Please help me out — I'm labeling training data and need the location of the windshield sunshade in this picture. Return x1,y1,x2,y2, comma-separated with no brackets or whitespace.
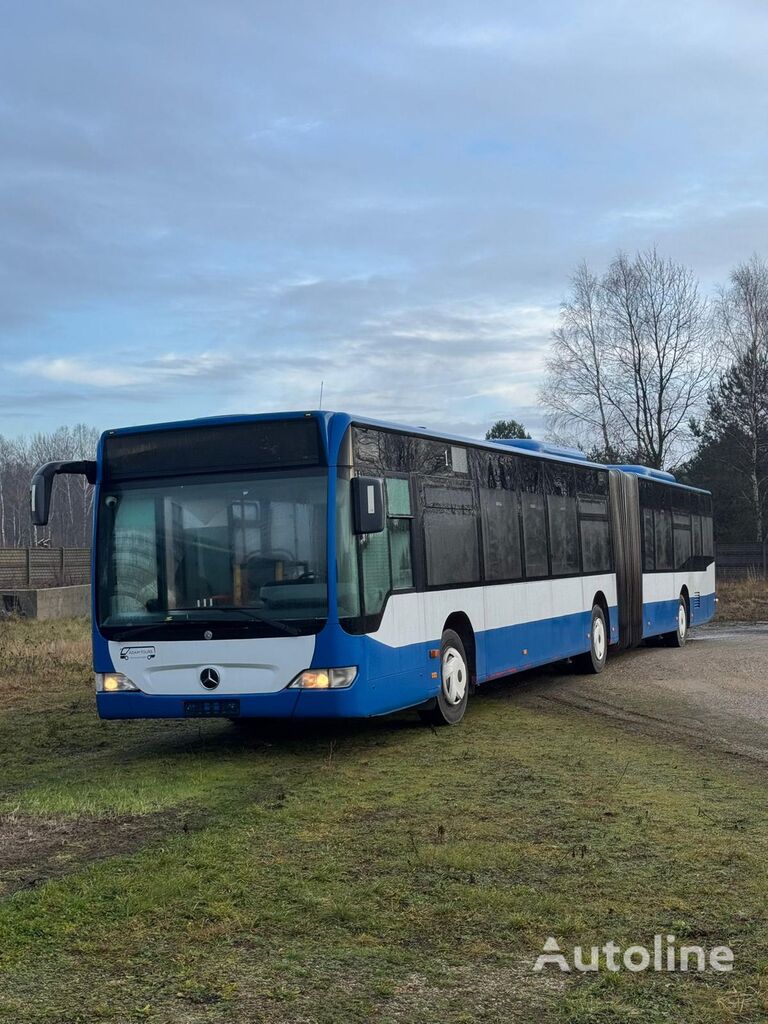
103,419,322,480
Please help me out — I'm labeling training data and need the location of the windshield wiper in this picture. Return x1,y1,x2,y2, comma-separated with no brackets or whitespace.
109,609,300,639
199,607,300,636
111,618,189,640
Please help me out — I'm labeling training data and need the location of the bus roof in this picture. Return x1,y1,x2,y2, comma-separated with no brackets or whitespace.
101,409,711,496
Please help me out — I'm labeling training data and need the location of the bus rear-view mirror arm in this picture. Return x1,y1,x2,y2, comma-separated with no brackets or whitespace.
351,476,385,534
30,460,97,527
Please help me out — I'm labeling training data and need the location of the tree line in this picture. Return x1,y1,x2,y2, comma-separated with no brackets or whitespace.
526,249,768,544
0,425,99,548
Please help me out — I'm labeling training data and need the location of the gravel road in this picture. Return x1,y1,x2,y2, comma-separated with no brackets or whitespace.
504,621,768,762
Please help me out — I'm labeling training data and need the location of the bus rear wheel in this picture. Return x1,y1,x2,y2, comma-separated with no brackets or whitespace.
419,629,469,726
574,604,608,674
665,595,688,648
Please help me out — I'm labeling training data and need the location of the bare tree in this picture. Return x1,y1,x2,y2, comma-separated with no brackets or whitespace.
700,255,768,540
0,424,99,548
542,249,717,468
542,263,620,457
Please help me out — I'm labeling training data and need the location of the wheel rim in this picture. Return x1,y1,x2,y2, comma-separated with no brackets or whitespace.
678,602,687,638
593,616,606,661
442,647,467,705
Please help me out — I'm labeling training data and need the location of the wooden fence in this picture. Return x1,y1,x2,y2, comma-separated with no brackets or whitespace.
0,543,764,587
0,548,90,588
714,542,768,579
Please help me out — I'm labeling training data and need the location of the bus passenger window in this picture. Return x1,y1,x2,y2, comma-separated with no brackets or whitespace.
547,494,579,575
673,511,692,570
654,509,673,570
423,484,479,586
642,509,655,571
361,531,391,614
389,518,413,590
480,487,522,581
691,514,702,556
522,495,548,577
385,477,413,591
702,515,714,557
580,518,611,573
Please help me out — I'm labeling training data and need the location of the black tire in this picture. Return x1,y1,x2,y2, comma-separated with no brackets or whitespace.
418,628,470,726
665,595,688,648
574,604,608,674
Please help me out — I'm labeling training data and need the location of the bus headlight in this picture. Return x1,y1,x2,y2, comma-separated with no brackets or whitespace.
288,667,358,690
95,672,139,692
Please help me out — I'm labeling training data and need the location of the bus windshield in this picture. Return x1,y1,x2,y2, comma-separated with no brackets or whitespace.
97,469,328,633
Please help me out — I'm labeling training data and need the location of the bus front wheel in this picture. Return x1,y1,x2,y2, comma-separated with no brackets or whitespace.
575,604,608,674
419,629,469,726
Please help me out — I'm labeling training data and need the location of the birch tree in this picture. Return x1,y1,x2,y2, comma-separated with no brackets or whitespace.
542,249,717,468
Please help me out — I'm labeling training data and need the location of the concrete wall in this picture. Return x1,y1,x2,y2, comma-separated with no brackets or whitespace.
1,585,91,620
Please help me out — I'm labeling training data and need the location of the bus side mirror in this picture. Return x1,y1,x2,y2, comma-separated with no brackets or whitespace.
31,460,97,526
351,476,385,534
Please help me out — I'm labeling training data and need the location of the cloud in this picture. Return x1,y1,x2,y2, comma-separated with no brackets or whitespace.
15,352,241,390
1,0,767,436
17,359,140,389
7,297,555,438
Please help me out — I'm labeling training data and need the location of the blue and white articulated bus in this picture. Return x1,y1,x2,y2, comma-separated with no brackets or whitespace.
31,412,716,726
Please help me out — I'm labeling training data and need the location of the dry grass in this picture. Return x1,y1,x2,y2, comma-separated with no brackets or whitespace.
717,576,768,622
0,616,91,710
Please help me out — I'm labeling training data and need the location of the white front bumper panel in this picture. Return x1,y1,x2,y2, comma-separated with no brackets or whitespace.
107,635,316,695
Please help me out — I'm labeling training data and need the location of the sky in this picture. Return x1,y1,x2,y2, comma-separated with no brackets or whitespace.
1,0,768,440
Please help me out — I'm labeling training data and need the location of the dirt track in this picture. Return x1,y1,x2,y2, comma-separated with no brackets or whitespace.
497,621,768,763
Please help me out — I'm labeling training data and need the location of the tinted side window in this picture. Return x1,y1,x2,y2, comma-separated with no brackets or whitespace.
359,477,414,615
580,518,611,573
519,459,548,577
361,531,391,614
423,485,479,586
522,494,548,577
575,468,611,575
673,511,692,570
546,466,578,576
654,509,673,570
702,515,714,557
385,478,413,591
480,487,522,581
692,514,702,556
389,519,413,590
547,493,579,575
642,508,655,571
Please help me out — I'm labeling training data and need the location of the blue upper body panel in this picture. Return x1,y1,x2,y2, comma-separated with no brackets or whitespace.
96,410,711,499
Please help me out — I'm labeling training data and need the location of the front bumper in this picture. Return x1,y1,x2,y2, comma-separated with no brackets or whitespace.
96,684,399,720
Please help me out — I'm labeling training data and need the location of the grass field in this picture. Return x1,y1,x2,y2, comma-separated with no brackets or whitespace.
0,618,767,1023
717,577,768,622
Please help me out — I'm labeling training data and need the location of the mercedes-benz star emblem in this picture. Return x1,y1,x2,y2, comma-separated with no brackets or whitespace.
200,667,220,690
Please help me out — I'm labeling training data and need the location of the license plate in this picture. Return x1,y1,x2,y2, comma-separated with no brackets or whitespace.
184,699,240,718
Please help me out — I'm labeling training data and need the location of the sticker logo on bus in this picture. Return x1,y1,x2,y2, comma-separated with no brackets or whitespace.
119,646,156,661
